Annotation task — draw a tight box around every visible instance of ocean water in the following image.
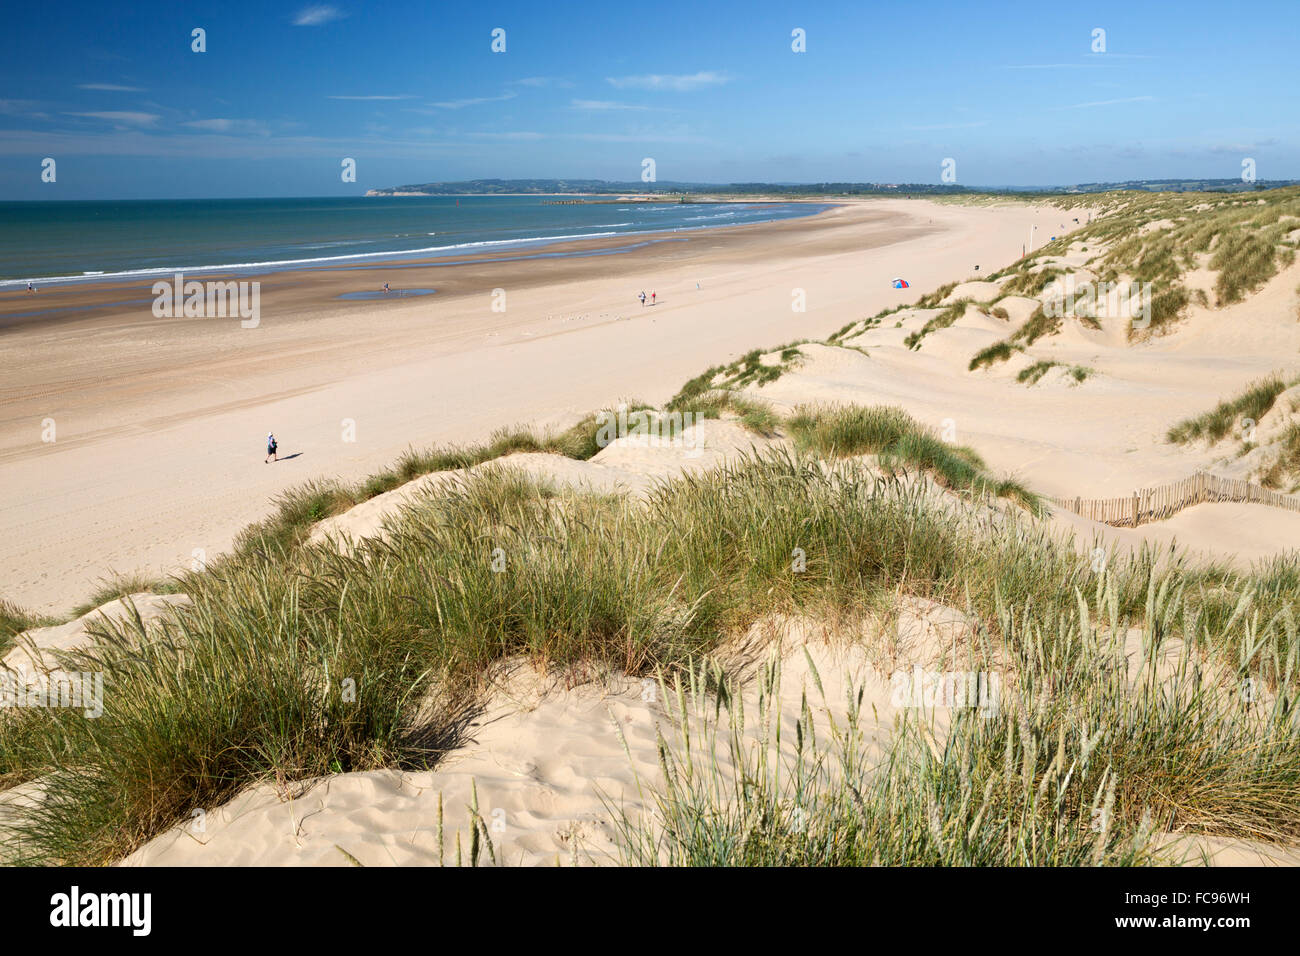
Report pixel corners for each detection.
[0,196,831,287]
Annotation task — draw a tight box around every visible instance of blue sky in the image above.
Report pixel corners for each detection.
[0,0,1296,198]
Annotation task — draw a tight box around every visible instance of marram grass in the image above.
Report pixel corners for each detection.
[1,440,1297,864]
[610,576,1300,866]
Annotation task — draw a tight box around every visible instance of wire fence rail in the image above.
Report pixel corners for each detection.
[1050,471,1300,528]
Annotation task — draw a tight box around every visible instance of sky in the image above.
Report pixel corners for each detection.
[0,0,1296,199]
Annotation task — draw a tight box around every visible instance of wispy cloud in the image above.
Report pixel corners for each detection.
[1053,95,1154,110]
[512,76,573,88]
[293,5,345,26]
[1004,63,1102,70]
[1005,53,1151,69]
[0,99,44,115]
[64,111,160,127]
[327,94,416,101]
[182,118,268,134]
[606,71,730,92]
[905,120,988,131]
[568,128,710,144]
[1207,138,1278,154]
[464,131,545,141]
[422,91,517,110]
[77,83,146,92]
[570,99,666,112]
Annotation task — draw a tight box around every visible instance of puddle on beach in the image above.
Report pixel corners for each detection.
[336,288,436,301]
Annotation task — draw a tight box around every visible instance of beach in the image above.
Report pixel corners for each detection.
[1,198,1068,612]
[5,190,1300,870]
[6,194,1300,614]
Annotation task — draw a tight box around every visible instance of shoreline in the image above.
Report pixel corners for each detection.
[0,204,843,331]
[3,197,1082,611]
[0,198,837,294]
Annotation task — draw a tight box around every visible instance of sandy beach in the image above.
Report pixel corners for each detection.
[2,198,1083,612]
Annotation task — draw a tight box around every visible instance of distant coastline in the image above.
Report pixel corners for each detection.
[0,195,833,288]
[361,177,1300,198]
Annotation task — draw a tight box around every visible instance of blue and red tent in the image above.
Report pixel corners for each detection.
[892,277,909,289]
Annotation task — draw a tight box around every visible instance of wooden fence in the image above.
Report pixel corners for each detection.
[1050,471,1300,528]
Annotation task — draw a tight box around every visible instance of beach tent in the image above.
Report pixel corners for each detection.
[892,277,909,289]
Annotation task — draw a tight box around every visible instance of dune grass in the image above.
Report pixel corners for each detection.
[65,574,181,620]
[969,341,1017,371]
[1060,187,1300,335]
[218,408,658,565]
[827,311,891,343]
[785,405,1040,514]
[1017,361,1093,386]
[666,344,807,410]
[1259,423,1300,492]
[915,282,958,308]
[1009,305,1061,347]
[1,437,1297,864]
[965,304,1061,372]
[998,267,1064,299]
[903,299,971,350]
[613,576,1300,865]
[0,601,55,659]
[1166,373,1294,444]
[1212,222,1296,306]
[1136,284,1192,338]
[1017,361,1058,385]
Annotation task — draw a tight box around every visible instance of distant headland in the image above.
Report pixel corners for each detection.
[364,177,1300,198]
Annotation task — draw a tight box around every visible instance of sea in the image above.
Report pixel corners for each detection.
[0,196,832,287]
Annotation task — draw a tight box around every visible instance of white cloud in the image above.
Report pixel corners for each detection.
[1053,95,1154,110]
[424,91,517,110]
[570,99,665,112]
[512,77,573,88]
[1004,63,1101,70]
[77,83,146,92]
[0,99,42,115]
[1207,138,1278,154]
[568,129,709,144]
[905,121,988,131]
[464,131,545,140]
[606,71,730,92]
[65,111,160,127]
[293,5,345,26]
[182,118,268,134]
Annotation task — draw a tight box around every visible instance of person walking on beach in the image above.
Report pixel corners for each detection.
[26,281,34,294]
[651,291,656,305]
[639,290,646,307]
[265,432,278,464]
[383,282,391,294]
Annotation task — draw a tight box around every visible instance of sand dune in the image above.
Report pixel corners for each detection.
[311,420,783,548]
[122,605,964,867]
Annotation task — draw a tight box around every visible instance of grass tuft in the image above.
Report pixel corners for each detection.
[1167,374,1293,444]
